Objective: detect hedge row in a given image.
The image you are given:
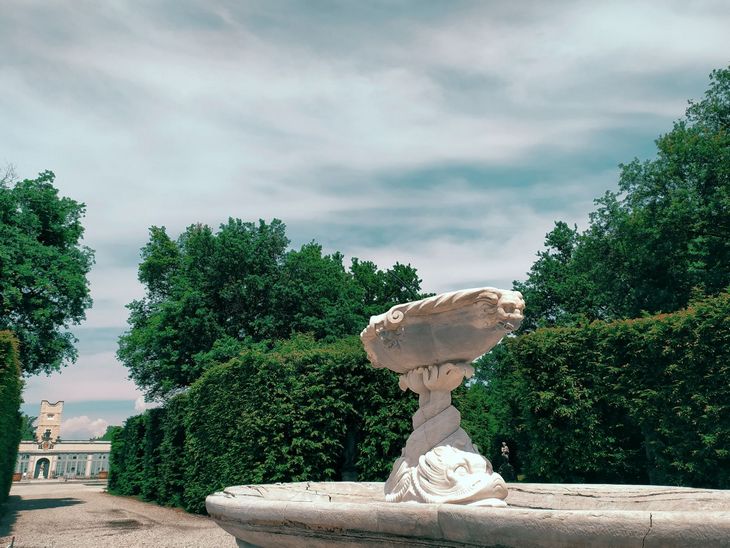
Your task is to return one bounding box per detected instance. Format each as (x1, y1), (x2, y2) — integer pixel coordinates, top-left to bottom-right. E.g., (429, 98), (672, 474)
(0, 331), (22, 509)
(111, 294), (730, 512)
(109, 335), (416, 513)
(479, 292), (730, 487)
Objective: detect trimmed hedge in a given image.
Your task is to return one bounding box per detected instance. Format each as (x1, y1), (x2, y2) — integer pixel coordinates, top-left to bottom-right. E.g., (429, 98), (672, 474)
(109, 335), (415, 513)
(108, 398), (190, 507)
(155, 394), (189, 508)
(476, 292), (730, 487)
(111, 295), (730, 513)
(0, 331), (22, 508)
(107, 414), (146, 496)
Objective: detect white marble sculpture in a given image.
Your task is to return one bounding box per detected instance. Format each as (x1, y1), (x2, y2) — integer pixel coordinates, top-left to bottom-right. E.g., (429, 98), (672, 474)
(360, 287), (525, 506)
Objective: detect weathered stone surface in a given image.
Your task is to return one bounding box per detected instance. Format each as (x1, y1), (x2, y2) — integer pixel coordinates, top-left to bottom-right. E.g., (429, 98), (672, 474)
(360, 288), (525, 374)
(507, 483), (730, 511)
(206, 481), (730, 547)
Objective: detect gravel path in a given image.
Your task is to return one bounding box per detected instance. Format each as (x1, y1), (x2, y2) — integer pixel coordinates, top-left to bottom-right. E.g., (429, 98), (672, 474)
(0, 481), (236, 547)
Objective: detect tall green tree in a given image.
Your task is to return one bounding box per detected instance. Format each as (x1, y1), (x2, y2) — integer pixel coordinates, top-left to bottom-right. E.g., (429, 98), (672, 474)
(0, 170), (94, 374)
(119, 219), (289, 399)
(513, 222), (597, 331)
(269, 243), (362, 340)
(516, 67), (730, 328)
(351, 258), (426, 319)
(119, 218), (424, 399)
(19, 412), (37, 441)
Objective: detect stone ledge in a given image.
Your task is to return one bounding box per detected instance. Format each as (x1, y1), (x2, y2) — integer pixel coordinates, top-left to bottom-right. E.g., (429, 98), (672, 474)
(206, 482), (730, 547)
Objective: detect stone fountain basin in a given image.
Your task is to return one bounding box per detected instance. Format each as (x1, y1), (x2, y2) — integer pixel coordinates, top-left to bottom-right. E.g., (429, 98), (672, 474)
(206, 481), (730, 547)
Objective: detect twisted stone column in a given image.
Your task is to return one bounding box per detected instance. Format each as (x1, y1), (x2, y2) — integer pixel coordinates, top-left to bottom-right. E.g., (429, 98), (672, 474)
(385, 362), (507, 506)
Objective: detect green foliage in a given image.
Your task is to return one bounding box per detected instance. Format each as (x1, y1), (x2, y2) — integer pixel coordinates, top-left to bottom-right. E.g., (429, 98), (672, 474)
(109, 335), (415, 513)
(19, 412), (37, 441)
(93, 425), (122, 441)
(182, 335), (413, 513)
(156, 394), (189, 508)
(140, 408), (164, 501)
(108, 398), (190, 508)
(0, 332), (22, 508)
(472, 293), (730, 487)
(516, 67), (730, 330)
(486, 67), (730, 485)
(118, 219), (424, 399)
(0, 171), (94, 375)
(270, 243), (361, 340)
(514, 222), (596, 331)
(107, 415), (146, 497)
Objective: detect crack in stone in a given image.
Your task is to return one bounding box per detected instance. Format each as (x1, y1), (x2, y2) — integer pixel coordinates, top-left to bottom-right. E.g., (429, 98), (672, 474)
(305, 482), (332, 502)
(642, 512), (653, 548)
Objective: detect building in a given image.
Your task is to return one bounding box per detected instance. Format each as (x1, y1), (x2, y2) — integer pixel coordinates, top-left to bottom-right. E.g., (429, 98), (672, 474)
(36, 399), (63, 445)
(14, 400), (111, 480)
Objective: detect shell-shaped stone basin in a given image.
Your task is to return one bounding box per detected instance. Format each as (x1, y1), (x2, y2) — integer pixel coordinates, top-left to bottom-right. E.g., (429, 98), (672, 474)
(360, 287), (525, 374)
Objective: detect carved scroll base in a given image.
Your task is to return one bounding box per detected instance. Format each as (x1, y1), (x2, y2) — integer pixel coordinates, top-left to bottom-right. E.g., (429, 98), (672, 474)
(384, 363), (508, 507)
(384, 446), (507, 506)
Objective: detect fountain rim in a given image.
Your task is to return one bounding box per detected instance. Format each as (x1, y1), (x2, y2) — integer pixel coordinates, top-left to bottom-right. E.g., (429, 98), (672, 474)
(206, 481), (730, 548)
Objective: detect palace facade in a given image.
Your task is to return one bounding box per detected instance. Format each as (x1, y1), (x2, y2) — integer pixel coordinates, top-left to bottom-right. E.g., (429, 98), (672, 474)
(14, 400), (111, 480)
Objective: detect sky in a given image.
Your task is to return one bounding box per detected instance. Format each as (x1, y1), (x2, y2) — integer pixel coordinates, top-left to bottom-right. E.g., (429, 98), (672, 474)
(3, 1), (729, 439)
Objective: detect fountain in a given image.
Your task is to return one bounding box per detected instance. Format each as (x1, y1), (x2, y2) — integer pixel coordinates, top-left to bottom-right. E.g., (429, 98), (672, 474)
(359, 287), (523, 507)
(206, 287), (730, 547)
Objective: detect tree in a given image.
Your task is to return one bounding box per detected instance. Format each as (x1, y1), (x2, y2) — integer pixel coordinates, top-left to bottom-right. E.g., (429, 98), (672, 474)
(515, 67), (730, 328)
(351, 258), (427, 319)
(0, 171), (94, 374)
(119, 218), (425, 399)
(513, 222), (598, 331)
(269, 243), (362, 340)
(93, 425), (122, 441)
(118, 219), (290, 399)
(474, 66), (730, 477)
(19, 413), (37, 441)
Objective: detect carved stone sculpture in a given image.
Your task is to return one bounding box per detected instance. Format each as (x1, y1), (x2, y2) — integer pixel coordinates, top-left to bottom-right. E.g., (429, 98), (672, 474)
(360, 287), (524, 506)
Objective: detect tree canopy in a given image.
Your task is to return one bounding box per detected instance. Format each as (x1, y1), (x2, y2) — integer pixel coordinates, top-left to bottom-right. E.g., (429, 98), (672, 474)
(19, 412), (37, 441)
(93, 425), (122, 441)
(0, 170), (94, 374)
(516, 67), (730, 330)
(118, 219), (425, 399)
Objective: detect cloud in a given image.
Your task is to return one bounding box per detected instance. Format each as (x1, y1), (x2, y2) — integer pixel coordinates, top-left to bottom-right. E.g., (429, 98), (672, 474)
(61, 416), (108, 440)
(4, 1), (729, 400)
(345, 209), (559, 294)
(82, 268), (143, 329)
(134, 396), (161, 413)
(22, 350), (143, 404)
